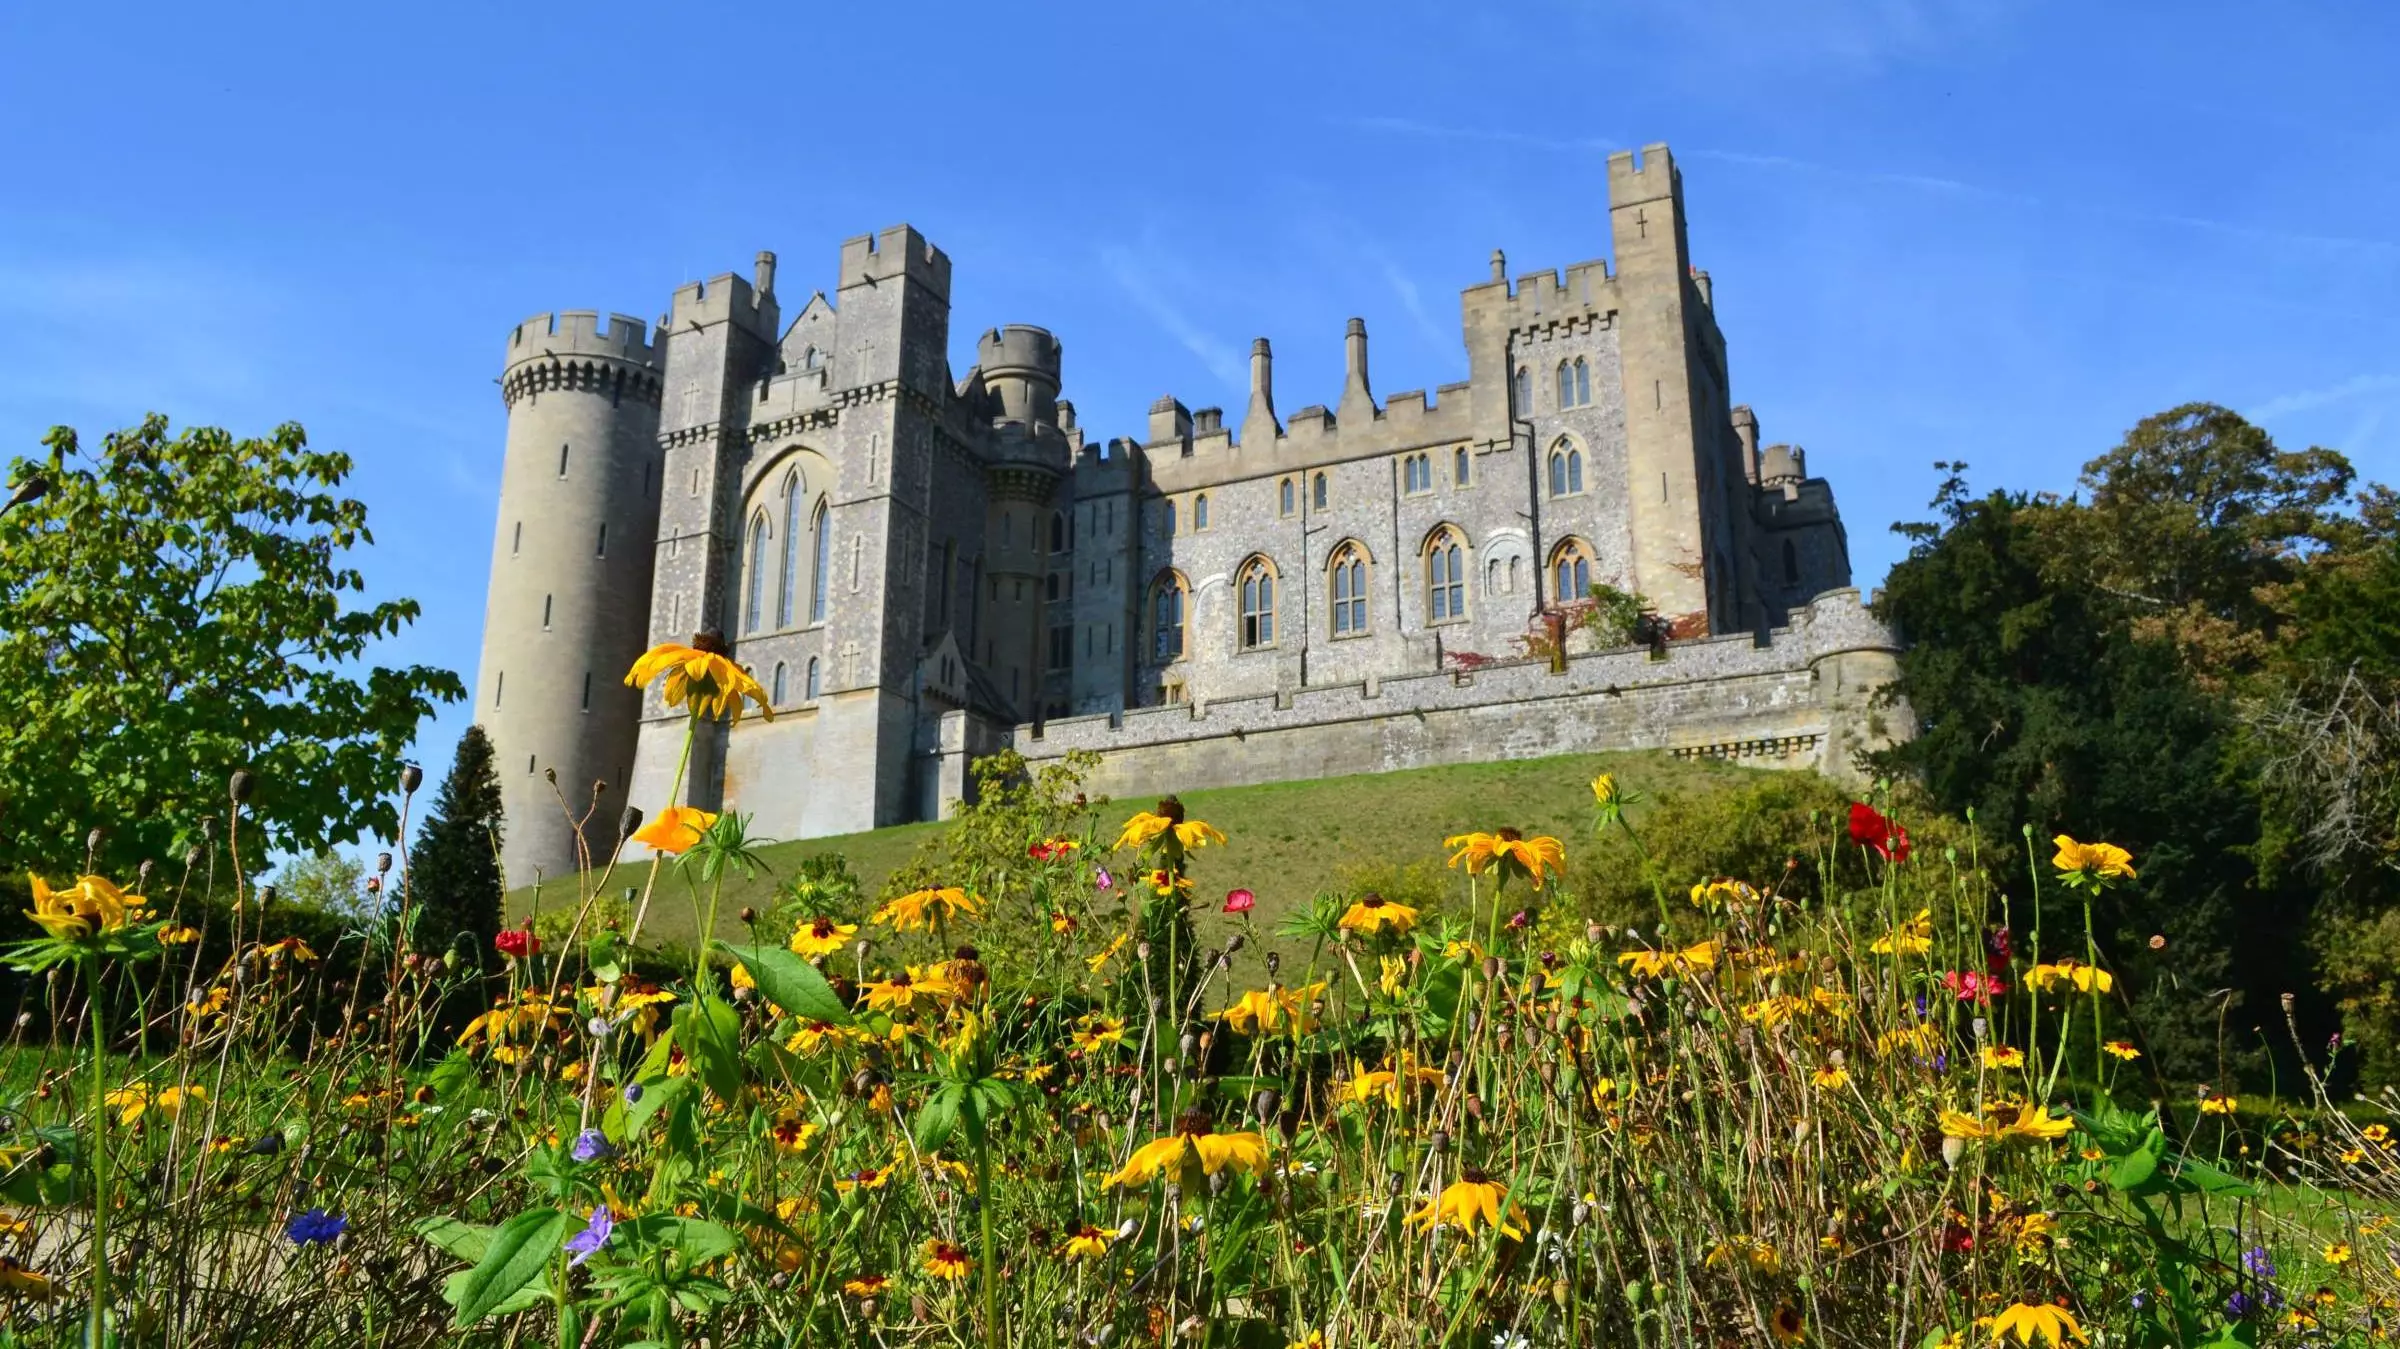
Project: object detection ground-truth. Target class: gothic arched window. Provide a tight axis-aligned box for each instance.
[1556,361,1573,409]
[806,657,821,699]
[1454,447,1470,485]
[771,661,787,704]
[1312,472,1328,510]
[1425,527,1467,623]
[1051,511,1068,553]
[1329,541,1369,637]
[809,500,831,623]
[1573,356,1591,406]
[1149,572,1187,662]
[743,510,769,633]
[1194,493,1210,531]
[1404,454,1430,494]
[1279,477,1295,516]
[1238,557,1277,649]
[776,471,801,628]
[1550,537,1596,604]
[1514,366,1531,413]
[1548,441,1584,497]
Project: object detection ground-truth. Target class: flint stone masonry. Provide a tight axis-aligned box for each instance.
[475,145,1908,882]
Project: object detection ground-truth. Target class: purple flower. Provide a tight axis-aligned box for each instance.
[2226,1291,2255,1318]
[2242,1245,2276,1279]
[571,1129,616,1163]
[623,1083,643,1105]
[1094,867,1114,892]
[287,1208,347,1246]
[564,1205,613,1267]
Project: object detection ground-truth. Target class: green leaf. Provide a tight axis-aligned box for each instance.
[916,1083,966,1153]
[713,941,851,1025]
[426,1051,474,1101]
[673,996,746,1104]
[2108,1128,2165,1192]
[622,1214,742,1267]
[416,1215,495,1263]
[451,1207,571,1326]
[625,1075,690,1140]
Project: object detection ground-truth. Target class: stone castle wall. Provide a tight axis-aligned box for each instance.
[997,588,1906,805]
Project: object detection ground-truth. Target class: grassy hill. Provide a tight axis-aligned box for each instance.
[510,748,1807,952]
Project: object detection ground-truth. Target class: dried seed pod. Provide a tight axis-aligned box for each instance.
[1179,1031,1199,1060]
[183,843,203,869]
[399,763,424,794]
[1223,933,1245,955]
[228,770,254,803]
[1429,1129,1451,1155]
[1251,1088,1280,1119]
[376,852,393,875]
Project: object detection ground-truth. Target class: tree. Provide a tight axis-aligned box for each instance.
[0,416,462,876]
[270,850,370,918]
[406,724,505,964]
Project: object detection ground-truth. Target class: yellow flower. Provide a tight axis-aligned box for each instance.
[630,805,716,855]
[1103,1128,1269,1188]
[787,917,856,958]
[1288,1335,1326,1349]
[921,1238,971,1281]
[1141,868,1194,898]
[1703,1234,1782,1276]
[2102,1040,2141,1061]
[158,924,200,945]
[1443,938,1486,962]
[1618,941,1718,981]
[1346,1064,1400,1108]
[2326,1241,2354,1266]
[257,936,319,963]
[24,874,145,940]
[1379,956,1408,998]
[1174,819,1226,850]
[729,962,756,991]
[1072,1015,1130,1054]
[1982,1045,2025,1070]
[1590,774,1618,806]
[1689,878,1760,911]
[871,886,979,932]
[1938,1109,1991,1141]
[1060,1224,1112,1261]
[1989,1301,2086,1346]
[1085,931,1129,973]
[767,1113,819,1154]
[2199,1094,2238,1116]
[1770,1303,1806,1345]
[626,639,773,723]
[1811,1065,1851,1090]
[2001,1104,2074,1141]
[1220,982,1327,1035]
[834,1162,894,1194]
[2051,835,2135,883]
[1741,995,1809,1030]
[1869,908,1933,957]
[2013,1212,2059,1252]
[842,1273,889,1298]
[1337,895,1418,935]
[1406,1173,1526,1241]
[0,1256,57,1299]
[1113,810,1224,852]
[2024,960,2114,994]
[1443,829,1566,889]
[859,964,957,1013]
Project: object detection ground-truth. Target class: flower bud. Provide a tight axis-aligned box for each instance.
[1941,1135,1968,1169]
[544,767,557,785]
[1224,933,1245,955]
[229,770,254,803]
[1116,1217,1140,1240]
[738,907,757,925]
[618,805,644,841]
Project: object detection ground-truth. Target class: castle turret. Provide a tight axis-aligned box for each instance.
[476,311,666,885]
[976,324,1069,721]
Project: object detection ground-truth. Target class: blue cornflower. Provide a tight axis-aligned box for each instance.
[287,1208,347,1246]
[571,1129,616,1163]
[564,1205,613,1267]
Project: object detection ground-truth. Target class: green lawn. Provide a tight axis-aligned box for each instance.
[511,747,1772,951]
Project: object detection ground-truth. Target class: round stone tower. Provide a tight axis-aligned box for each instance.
[975,325,1069,721]
[474,310,666,886]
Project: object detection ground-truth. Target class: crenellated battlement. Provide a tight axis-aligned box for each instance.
[1605,142,1680,205]
[667,272,777,340]
[506,311,665,369]
[977,324,1060,377]
[500,312,667,408]
[1069,437,1147,491]
[839,224,951,299]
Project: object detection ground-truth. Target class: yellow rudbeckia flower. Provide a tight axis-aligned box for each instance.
[787,916,857,958]
[871,886,980,932]
[1989,1301,2086,1347]
[2051,835,2135,886]
[625,637,773,723]
[1443,829,1566,889]
[1337,895,1418,935]
[1405,1172,1526,1240]
[630,805,717,856]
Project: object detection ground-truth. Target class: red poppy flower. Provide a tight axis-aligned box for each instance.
[1847,803,1912,863]
[1223,889,1255,915]
[494,928,540,959]
[1940,969,2007,1004]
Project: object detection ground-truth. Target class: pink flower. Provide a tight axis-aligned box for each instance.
[1223,888,1255,915]
[1094,867,1114,892]
[1940,969,2007,1004]
[494,927,540,960]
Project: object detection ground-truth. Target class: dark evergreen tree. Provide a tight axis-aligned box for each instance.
[406,724,505,965]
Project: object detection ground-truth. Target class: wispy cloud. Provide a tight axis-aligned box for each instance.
[2247,373,2400,422]
[1098,244,1247,390]
[1684,148,2024,203]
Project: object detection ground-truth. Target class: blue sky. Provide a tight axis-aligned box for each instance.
[3,0,2394,829]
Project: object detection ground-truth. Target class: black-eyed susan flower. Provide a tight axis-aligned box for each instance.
[1085,931,1129,973]
[767,1113,819,1154]
[1405,1169,1526,1241]
[630,806,717,855]
[1811,1064,1851,1090]
[859,965,958,1013]
[1703,1234,1781,1276]
[1982,1045,2026,1070]
[2325,1241,2354,1266]
[2024,960,2114,994]
[842,1273,888,1298]
[1988,1300,2085,1346]
[1059,1224,1112,1260]
[871,886,979,932]
[2001,1103,2075,1141]
[1443,829,1566,889]
[625,636,773,723]
[1113,803,1226,853]
[1337,894,1418,935]
[1770,1302,1806,1344]
[1072,1015,1130,1054]
[834,1163,894,1195]
[2051,835,2134,889]
[1219,982,1327,1035]
[2199,1093,2238,1116]
[0,1255,58,1298]
[788,916,856,958]
[23,874,144,941]
[1141,868,1193,898]
[1103,1111,1269,1188]
[158,924,200,945]
[1618,940,1717,981]
[1869,908,1933,957]
[921,1238,971,1281]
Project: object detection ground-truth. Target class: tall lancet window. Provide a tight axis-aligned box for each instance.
[809,501,831,623]
[743,511,769,633]
[776,472,801,627]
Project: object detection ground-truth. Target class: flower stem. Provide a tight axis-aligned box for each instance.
[84,956,108,1349]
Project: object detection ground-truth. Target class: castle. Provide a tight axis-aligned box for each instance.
[473,143,1909,885]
